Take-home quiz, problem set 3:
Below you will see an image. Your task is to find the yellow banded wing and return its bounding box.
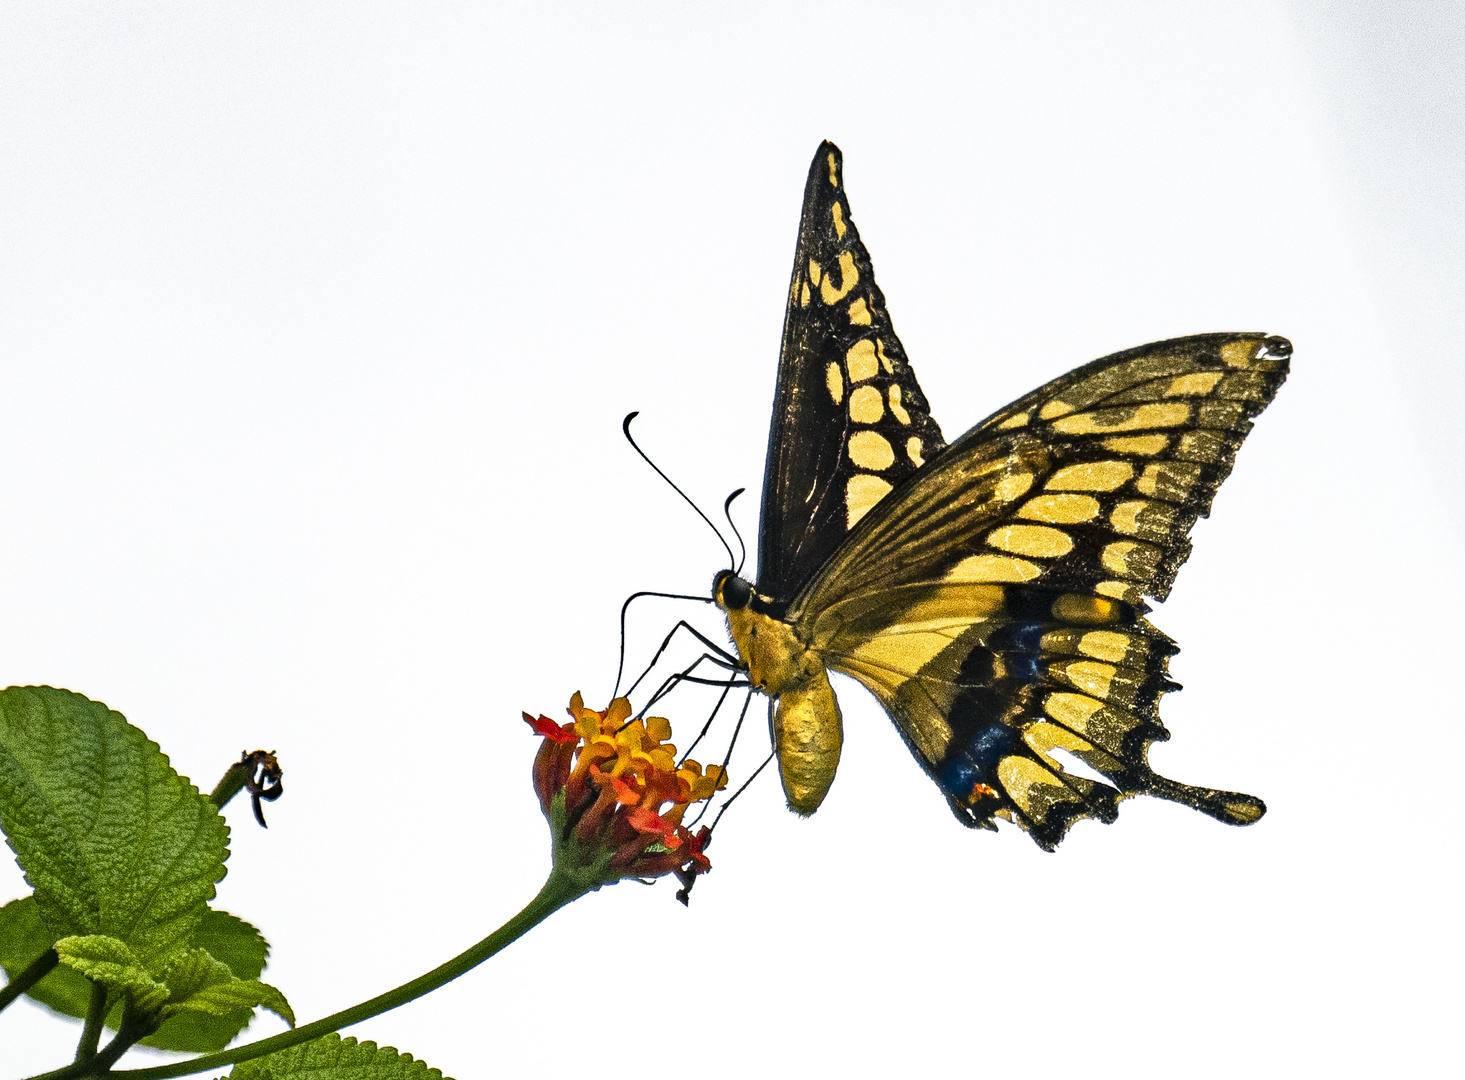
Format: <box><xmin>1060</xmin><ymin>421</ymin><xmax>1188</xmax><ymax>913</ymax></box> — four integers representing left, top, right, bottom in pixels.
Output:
<box><xmin>757</xmin><ymin>141</ymin><xmax>946</xmax><ymax>604</ymax></box>
<box><xmin>790</xmin><ymin>332</ymin><xmax>1289</xmax><ymax>849</ymax></box>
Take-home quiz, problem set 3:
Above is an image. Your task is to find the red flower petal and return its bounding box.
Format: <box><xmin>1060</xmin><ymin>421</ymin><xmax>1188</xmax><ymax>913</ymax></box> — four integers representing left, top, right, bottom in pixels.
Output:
<box><xmin>523</xmin><ymin>712</ymin><xmax>578</xmax><ymax>743</ymax></box>
<box><xmin>626</xmin><ymin>805</ymin><xmax>682</xmax><ymax>847</ymax></box>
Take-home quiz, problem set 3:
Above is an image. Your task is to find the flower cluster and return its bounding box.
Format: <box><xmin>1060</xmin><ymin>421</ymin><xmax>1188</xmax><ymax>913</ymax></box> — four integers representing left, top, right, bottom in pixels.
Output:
<box><xmin>524</xmin><ymin>693</ymin><xmax>728</xmax><ymax>902</ymax></box>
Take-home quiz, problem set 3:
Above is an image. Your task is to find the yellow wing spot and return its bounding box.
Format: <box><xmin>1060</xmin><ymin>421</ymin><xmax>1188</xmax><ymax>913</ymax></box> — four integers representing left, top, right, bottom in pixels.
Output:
<box><xmin>831</xmin><ymin>200</ymin><xmax>847</xmax><ymax>239</ymax></box>
<box><xmin>1046</xmin><ymin>461</ymin><xmax>1134</xmax><ymax>492</ymax></box>
<box><xmin>1017</xmin><ymin>493</ymin><xmax>1100</xmax><ymax>524</ymax></box>
<box><xmin>848</xmin><ymin>430</ymin><xmax>895</xmax><ymax>470</ymax></box>
<box><xmin>820</xmin><ymin>251</ymin><xmax>859</xmax><ymax>305</ymax></box>
<box><xmin>996</xmin><ymin>412</ymin><xmax>1030</xmax><ymax>430</ymax></box>
<box><xmin>944</xmin><ymin>554</ymin><xmax>1042</xmax><ymax>584</ymax></box>
<box><xmin>1137</xmin><ymin>461</ymin><xmax>1202</xmax><ymax>499</ymax></box>
<box><xmin>1219</xmin><ymin>340</ymin><xmax>1257</xmax><ymax>367</ymax></box>
<box><xmin>808</xmin><ymin>258</ymin><xmax>822</xmax><ymax>286</ymax></box>
<box><xmin>986</xmin><ymin>524</ymin><xmax>1074</xmax><ymax>559</ymax></box>
<box><xmin>1022</xmin><ymin>721</ymin><xmax>1095</xmax><ymax>770</ymax></box>
<box><xmin>848</xmin><ymin>385</ymin><xmax>884</xmax><ymax>423</ymax></box>
<box><xmin>1063</xmin><ymin>661</ymin><xmax>1118</xmax><ymax>699</ymax></box>
<box><xmin>1102</xmin><ymin>434</ymin><xmax>1169</xmax><ymax>455</ymax></box>
<box><xmin>997</xmin><ymin>756</ymin><xmax>1064</xmax><ymax>818</ymax></box>
<box><xmin>875</xmin><ymin>338</ymin><xmax>894</xmax><ymax>374</ymax></box>
<box><xmin>845</xmin><ymin>339</ymin><xmax>879</xmax><ymax>382</ymax></box>
<box><xmin>906</xmin><ymin>436</ymin><xmax>924</xmax><ymax>466</ymax></box>
<box><xmin>1110</xmin><ymin>500</ymin><xmax>1145</xmax><ymax>534</ymax></box>
<box><xmin>1101</xmin><ymin>541</ymin><xmax>1140</xmax><ymax>577</ymax></box>
<box><xmin>1101</xmin><ymin>540</ymin><xmax>1160</xmax><ymax>580</ymax></box>
<box><xmin>995</xmin><ymin>472</ymin><xmax>1035</xmax><ymax>502</ymax></box>
<box><xmin>1225</xmin><ymin>800</ymin><xmax>1265</xmax><ymax>824</ymax></box>
<box><xmin>1077</xmin><ymin>631</ymin><xmax>1132</xmax><ymax>663</ymax></box>
<box><xmin>888</xmin><ymin>384</ymin><xmax>911</xmax><ymax>424</ymax></box>
<box><xmin>1044</xmin><ymin>692</ymin><xmax>1104</xmax><ymax>734</ymax></box>
<box><xmin>1050</xmin><ymin>594</ymin><xmax>1118</xmax><ymax>624</ymax></box>
<box><xmin>826</xmin><ymin>362</ymin><xmax>845</xmax><ymax>406</ymax></box>
<box><xmin>1165</xmin><ymin>371</ymin><xmax>1224</xmax><ymax>397</ymax></box>
<box><xmin>826</xmin><ymin>151</ymin><xmax>838</xmax><ymax>186</ymax></box>
<box><xmin>846</xmin><ymin>474</ymin><xmax>893</xmax><ymax>528</ymax></box>
<box><xmin>847</xmin><ymin>296</ymin><xmax>871</xmax><ymax>325</ymax></box>
<box><xmin>1051</xmin><ymin>402</ymin><xmax>1192</xmax><ymax>436</ymax></box>
<box><xmin>800</xmin><ymin>281</ymin><xmax>811</xmax><ymax>308</ymax></box>
<box><xmin>1111</xmin><ymin>499</ymin><xmax>1176</xmax><ymax>539</ymax></box>
<box><xmin>1038</xmin><ymin>400</ymin><xmax>1075</xmax><ymax>420</ymax></box>
<box><xmin>1095</xmin><ymin>580</ymin><xmax>1140</xmax><ymax>602</ymax></box>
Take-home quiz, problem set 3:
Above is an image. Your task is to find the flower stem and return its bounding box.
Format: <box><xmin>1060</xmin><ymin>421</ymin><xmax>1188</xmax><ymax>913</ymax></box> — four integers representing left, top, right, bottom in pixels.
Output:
<box><xmin>0</xmin><ymin>948</ymin><xmax>58</xmax><ymax>1015</ymax></box>
<box><xmin>21</xmin><ymin>871</ymin><xmax>590</xmax><ymax>1080</ymax></box>
<box><xmin>73</xmin><ymin>981</ymin><xmax>108</xmax><ymax>1063</ymax></box>
<box><xmin>207</xmin><ymin>762</ymin><xmax>249</xmax><ymax>811</ymax></box>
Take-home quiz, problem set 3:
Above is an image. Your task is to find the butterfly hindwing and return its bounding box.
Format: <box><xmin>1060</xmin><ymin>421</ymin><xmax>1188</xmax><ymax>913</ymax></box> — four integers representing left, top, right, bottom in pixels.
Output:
<box><xmin>790</xmin><ymin>332</ymin><xmax>1288</xmax><ymax>848</ymax></box>
<box><xmin>756</xmin><ymin>141</ymin><xmax>945</xmax><ymax>605</ymax></box>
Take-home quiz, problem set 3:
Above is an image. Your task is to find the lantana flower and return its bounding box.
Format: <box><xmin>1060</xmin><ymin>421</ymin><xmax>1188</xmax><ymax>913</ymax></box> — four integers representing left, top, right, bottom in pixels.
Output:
<box><xmin>523</xmin><ymin>693</ymin><xmax>727</xmax><ymax>903</ymax></box>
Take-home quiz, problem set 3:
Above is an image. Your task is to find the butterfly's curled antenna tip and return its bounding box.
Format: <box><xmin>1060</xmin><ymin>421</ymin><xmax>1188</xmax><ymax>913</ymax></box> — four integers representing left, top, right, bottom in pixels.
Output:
<box><xmin>723</xmin><ymin>488</ymin><xmax>747</xmax><ymax>574</ymax></box>
<box><xmin>620</xmin><ymin>410</ymin><xmax>736</xmax><ymax>568</ymax></box>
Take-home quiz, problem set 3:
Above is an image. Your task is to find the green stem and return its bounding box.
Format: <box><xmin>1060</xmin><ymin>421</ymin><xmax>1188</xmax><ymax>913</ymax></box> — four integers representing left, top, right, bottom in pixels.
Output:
<box><xmin>22</xmin><ymin>871</ymin><xmax>590</xmax><ymax>1080</ymax></box>
<box><xmin>73</xmin><ymin>981</ymin><xmax>108</xmax><ymax>1063</ymax></box>
<box><xmin>0</xmin><ymin>948</ymin><xmax>58</xmax><ymax>1014</ymax></box>
<box><xmin>208</xmin><ymin>761</ymin><xmax>249</xmax><ymax>810</ymax></box>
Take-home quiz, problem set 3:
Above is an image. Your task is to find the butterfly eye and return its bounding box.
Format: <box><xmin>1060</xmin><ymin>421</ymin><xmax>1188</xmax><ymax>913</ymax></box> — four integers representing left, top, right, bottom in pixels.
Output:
<box><xmin>716</xmin><ymin>572</ymin><xmax>752</xmax><ymax>610</ymax></box>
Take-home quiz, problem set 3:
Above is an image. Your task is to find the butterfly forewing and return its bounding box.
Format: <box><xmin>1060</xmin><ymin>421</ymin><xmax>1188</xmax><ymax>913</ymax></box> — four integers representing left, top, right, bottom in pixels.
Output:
<box><xmin>792</xmin><ymin>331</ymin><xmax>1287</xmax><ymax>848</ymax></box>
<box><xmin>756</xmin><ymin>141</ymin><xmax>945</xmax><ymax>604</ymax></box>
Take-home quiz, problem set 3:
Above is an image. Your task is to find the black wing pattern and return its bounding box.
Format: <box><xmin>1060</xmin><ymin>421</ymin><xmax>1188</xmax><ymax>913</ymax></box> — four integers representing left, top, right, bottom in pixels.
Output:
<box><xmin>791</xmin><ymin>332</ymin><xmax>1290</xmax><ymax>849</ymax></box>
<box><xmin>756</xmin><ymin>142</ymin><xmax>945</xmax><ymax>605</ymax></box>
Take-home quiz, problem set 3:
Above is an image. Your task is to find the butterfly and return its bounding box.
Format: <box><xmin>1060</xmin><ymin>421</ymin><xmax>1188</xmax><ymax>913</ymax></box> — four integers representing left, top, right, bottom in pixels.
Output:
<box><xmin>712</xmin><ymin>141</ymin><xmax>1289</xmax><ymax>851</ymax></box>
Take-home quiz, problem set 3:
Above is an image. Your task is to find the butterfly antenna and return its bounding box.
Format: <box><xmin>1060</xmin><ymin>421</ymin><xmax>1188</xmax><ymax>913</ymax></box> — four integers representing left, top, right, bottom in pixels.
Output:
<box><xmin>723</xmin><ymin>488</ymin><xmax>747</xmax><ymax>576</ymax></box>
<box><xmin>623</xmin><ymin>412</ymin><xmax>736</xmax><ymax>569</ymax></box>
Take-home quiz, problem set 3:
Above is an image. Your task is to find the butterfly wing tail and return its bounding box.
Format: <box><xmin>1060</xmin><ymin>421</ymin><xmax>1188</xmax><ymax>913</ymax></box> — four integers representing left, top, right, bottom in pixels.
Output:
<box><xmin>1142</xmin><ymin>773</ymin><xmax>1267</xmax><ymax>826</ymax></box>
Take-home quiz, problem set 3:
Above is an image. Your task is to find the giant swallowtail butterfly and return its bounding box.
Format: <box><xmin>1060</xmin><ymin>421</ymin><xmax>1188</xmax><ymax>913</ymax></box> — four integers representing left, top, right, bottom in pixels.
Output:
<box><xmin>713</xmin><ymin>141</ymin><xmax>1288</xmax><ymax>851</ymax></box>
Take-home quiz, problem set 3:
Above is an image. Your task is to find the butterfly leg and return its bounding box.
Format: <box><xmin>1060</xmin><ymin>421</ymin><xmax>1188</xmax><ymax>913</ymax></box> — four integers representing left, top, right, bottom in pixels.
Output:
<box><xmin>622</xmin><ymin>619</ymin><xmax>742</xmax><ymax>700</ymax></box>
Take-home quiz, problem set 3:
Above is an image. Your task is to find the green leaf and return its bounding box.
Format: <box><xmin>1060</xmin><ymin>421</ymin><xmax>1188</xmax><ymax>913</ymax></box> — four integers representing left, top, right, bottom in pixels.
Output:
<box><xmin>141</xmin><ymin>909</ymin><xmax>271</xmax><ymax>1052</ymax></box>
<box><xmin>0</xmin><ymin>686</ymin><xmax>229</xmax><ymax>974</ymax></box>
<box><xmin>165</xmin><ymin>976</ymin><xmax>294</xmax><ymax>1027</ymax></box>
<box><xmin>54</xmin><ymin>934</ymin><xmax>169</xmax><ymax>1014</ymax></box>
<box><xmin>230</xmin><ymin>1034</ymin><xmax>453</xmax><ymax>1079</ymax></box>
<box><xmin>0</xmin><ymin>899</ymin><xmax>274</xmax><ymax>1052</ymax></box>
<box><xmin>0</xmin><ymin>895</ymin><xmax>92</xmax><ymax>1018</ymax></box>
<box><xmin>156</xmin><ymin>947</ymin><xmax>294</xmax><ymax>1027</ymax></box>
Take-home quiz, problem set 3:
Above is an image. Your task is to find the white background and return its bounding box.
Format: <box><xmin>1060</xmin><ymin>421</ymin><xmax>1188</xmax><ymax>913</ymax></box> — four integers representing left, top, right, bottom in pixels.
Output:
<box><xmin>2</xmin><ymin>3</ymin><xmax>1460</xmax><ymax>1078</ymax></box>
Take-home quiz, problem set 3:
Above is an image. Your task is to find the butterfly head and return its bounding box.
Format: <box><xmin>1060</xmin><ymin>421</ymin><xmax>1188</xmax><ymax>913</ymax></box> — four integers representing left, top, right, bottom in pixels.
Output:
<box><xmin>712</xmin><ymin>569</ymin><xmax>752</xmax><ymax>611</ymax></box>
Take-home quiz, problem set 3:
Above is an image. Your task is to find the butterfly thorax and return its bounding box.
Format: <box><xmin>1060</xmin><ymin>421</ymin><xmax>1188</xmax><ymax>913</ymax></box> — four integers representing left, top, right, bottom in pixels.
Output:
<box><xmin>714</xmin><ymin>570</ymin><xmax>843</xmax><ymax>814</ymax></box>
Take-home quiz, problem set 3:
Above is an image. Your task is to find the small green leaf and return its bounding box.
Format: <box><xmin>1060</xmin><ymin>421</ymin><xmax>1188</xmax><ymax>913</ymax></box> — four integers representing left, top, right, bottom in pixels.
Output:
<box><xmin>141</xmin><ymin>909</ymin><xmax>271</xmax><ymax>1052</ymax></box>
<box><xmin>153</xmin><ymin>947</ymin><xmax>294</xmax><ymax>1028</ymax></box>
<box><xmin>230</xmin><ymin>1033</ymin><xmax>452</xmax><ymax>1079</ymax></box>
<box><xmin>54</xmin><ymin>934</ymin><xmax>168</xmax><ymax>1014</ymax></box>
<box><xmin>0</xmin><ymin>687</ymin><xmax>229</xmax><ymax>974</ymax></box>
<box><xmin>164</xmin><ymin>946</ymin><xmax>236</xmax><ymax>999</ymax></box>
<box><xmin>164</xmin><ymin>976</ymin><xmax>294</xmax><ymax>1027</ymax></box>
<box><xmin>0</xmin><ymin>899</ymin><xmax>274</xmax><ymax>1052</ymax></box>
